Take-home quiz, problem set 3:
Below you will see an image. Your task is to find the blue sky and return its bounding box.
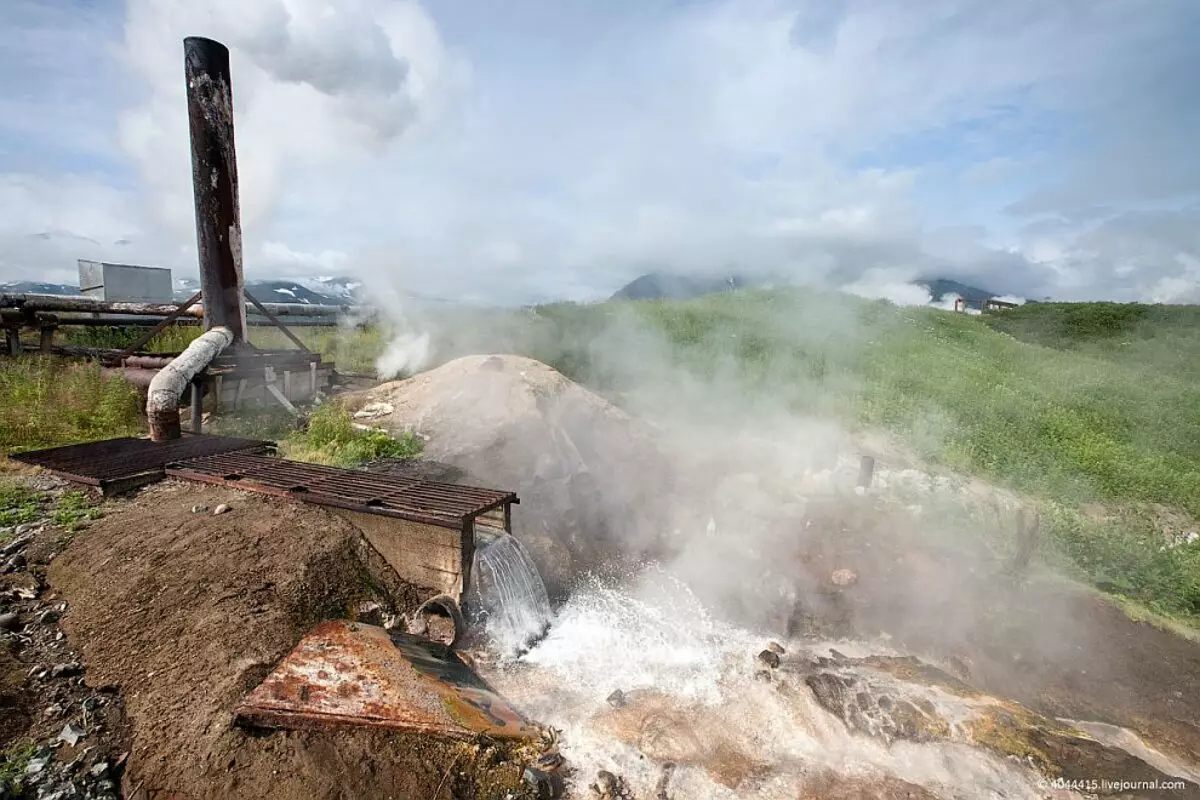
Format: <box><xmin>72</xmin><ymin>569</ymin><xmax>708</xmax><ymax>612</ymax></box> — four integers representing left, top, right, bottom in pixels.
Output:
<box><xmin>1</xmin><ymin>0</ymin><xmax>1198</xmax><ymax>304</ymax></box>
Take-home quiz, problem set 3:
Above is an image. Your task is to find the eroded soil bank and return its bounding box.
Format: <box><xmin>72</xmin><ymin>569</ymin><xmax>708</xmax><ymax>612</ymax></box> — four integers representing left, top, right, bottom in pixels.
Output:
<box><xmin>44</xmin><ymin>480</ymin><xmax>542</xmax><ymax>800</ymax></box>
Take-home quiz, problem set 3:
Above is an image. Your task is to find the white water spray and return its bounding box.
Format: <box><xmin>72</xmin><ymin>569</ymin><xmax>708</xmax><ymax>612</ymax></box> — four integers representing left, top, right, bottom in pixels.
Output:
<box><xmin>470</xmin><ymin>530</ymin><xmax>553</xmax><ymax>655</ymax></box>
<box><xmin>480</xmin><ymin>567</ymin><xmax>1082</xmax><ymax>800</ymax></box>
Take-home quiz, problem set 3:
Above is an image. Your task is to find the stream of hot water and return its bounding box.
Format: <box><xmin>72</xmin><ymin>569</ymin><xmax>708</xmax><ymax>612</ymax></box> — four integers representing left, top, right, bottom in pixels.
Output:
<box><xmin>476</xmin><ymin>565</ymin><xmax>1084</xmax><ymax>800</ymax></box>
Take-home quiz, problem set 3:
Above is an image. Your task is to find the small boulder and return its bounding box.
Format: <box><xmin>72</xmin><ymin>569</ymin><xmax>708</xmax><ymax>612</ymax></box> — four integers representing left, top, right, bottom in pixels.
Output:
<box><xmin>39</xmin><ymin>609</ymin><xmax>61</xmax><ymax>625</ymax></box>
<box><xmin>0</xmin><ymin>612</ymin><xmax>19</xmax><ymax>631</ymax></box>
<box><xmin>606</xmin><ymin>689</ymin><xmax>628</xmax><ymax>709</ymax></box>
<box><xmin>51</xmin><ymin>662</ymin><xmax>82</xmax><ymax>679</ymax></box>
<box><xmin>4</xmin><ymin>553</ymin><xmax>26</xmax><ymax>572</ymax></box>
<box><xmin>757</xmin><ymin>649</ymin><xmax>781</xmax><ymax>669</ymax></box>
<box><xmin>212</xmin><ymin>504</ymin><xmax>231</xmax><ymax>516</ymax></box>
<box><xmin>190</xmin><ymin>504</ymin><xmax>208</xmax><ymax>514</ymax></box>
<box><xmin>523</xmin><ymin>766</ymin><xmax>564</xmax><ymax>799</ymax></box>
<box><xmin>766</xmin><ymin>641</ymin><xmax>785</xmax><ymax>655</ymax></box>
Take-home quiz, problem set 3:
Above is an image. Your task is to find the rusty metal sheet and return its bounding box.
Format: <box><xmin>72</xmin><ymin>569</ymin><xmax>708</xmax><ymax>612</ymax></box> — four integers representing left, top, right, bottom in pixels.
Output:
<box><xmin>234</xmin><ymin>620</ymin><xmax>539</xmax><ymax>740</ymax></box>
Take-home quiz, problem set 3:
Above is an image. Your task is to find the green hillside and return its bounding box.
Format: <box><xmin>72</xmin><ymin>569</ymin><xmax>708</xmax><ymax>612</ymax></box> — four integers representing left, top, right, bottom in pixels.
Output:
<box><xmin>4</xmin><ymin>293</ymin><xmax>1198</xmax><ymax>618</ymax></box>
<box><xmin>432</xmin><ymin>292</ymin><xmax>1200</xmax><ymax>618</ymax></box>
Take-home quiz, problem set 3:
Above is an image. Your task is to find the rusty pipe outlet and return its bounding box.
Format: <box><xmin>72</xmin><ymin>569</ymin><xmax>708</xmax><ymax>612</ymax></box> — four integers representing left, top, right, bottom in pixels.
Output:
<box><xmin>147</xmin><ymin>326</ymin><xmax>232</xmax><ymax>441</ymax></box>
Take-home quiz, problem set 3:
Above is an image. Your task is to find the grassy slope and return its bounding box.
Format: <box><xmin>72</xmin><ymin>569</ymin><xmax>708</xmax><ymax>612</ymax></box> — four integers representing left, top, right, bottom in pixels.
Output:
<box><xmin>456</xmin><ymin>293</ymin><xmax>1200</xmax><ymax>618</ymax></box>
<box><xmin>3</xmin><ymin>295</ymin><xmax>1197</xmax><ymax>617</ymax></box>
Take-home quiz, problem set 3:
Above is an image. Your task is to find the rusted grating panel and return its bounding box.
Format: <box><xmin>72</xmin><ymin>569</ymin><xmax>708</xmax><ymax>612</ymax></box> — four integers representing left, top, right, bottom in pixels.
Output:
<box><xmin>234</xmin><ymin>620</ymin><xmax>539</xmax><ymax>740</ymax></box>
<box><xmin>166</xmin><ymin>452</ymin><xmax>517</xmax><ymax>529</ymax></box>
<box><xmin>10</xmin><ymin>434</ymin><xmax>273</xmax><ymax>493</ymax></box>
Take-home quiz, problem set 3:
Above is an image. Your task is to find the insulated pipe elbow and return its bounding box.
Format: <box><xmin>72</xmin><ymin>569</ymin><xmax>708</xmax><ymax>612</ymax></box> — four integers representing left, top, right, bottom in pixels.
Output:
<box><xmin>147</xmin><ymin>326</ymin><xmax>233</xmax><ymax>441</ymax></box>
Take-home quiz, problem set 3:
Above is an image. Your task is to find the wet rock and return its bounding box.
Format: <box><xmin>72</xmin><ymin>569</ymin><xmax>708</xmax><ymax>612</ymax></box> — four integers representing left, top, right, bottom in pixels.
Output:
<box><xmin>212</xmin><ymin>504</ymin><xmax>231</xmax><ymax>516</ymax></box>
<box><xmin>806</xmin><ymin>672</ymin><xmax>854</xmax><ymax>714</ymax></box>
<box><xmin>590</xmin><ymin>770</ymin><xmax>632</xmax><ymax>800</ymax></box>
<box><xmin>766</xmin><ymin>641</ymin><xmax>785</xmax><ymax>655</ymax></box>
<box><xmin>534</xmin><ymin>751</ymin><xmax>564</xmax><ymax>772</ymax></box>
<box><xmin>523</xmin><ymin>766</ymin><xmax>564</xmax><ymax>799</ymax></box>
<box><xmin>757</xmin><ymin>649</ymin><xmax>781</xmax><ymax>669</ymax></box>
<box><xmin>4</xmin><ymin>553</ymin><xmax>26</xmax><ymax>572</ymax></box>
<box><xmin>606</xmin><ymin>689</ymin><xmax>628</xmax><ymax>708</ymax></box>
<box><xmin>14</xmin><ymin>522</ymin><xmax>40</xmax><ymax>537</ymax></box>
<box><xmin>965</xmin><ymin>703</ymin><xmax>1193</xmax><ymax>788</ymax></box>
<box><xmin>0</xmin><ymin>611</ymin><xmax>18</xmax><ymax>631</ymax></box>
<box><xmin>355</xmin><ymin>601</ymin><xmax>384</xmax><ymax>626</ymax></box>
<box><xmin>39</xmin><ymin>609</ymin><xmax>61</xmax><ymax>624</ymax></box>
<box><xmin>806</xmin><ymin>671</ymin><xmax>950</xmax><ymax>745</ymax></box>
<box><xmin>89</xmin><ymin>763</ymin><xmax>109</xmax><ymax>779</ymax></box>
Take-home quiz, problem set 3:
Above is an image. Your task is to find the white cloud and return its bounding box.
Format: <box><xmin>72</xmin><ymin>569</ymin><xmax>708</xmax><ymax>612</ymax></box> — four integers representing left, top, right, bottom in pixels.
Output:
<box><xmin>0</xmin><ymin>0</ymin><xmax>1196</xmax><ymax>304</ymax></box>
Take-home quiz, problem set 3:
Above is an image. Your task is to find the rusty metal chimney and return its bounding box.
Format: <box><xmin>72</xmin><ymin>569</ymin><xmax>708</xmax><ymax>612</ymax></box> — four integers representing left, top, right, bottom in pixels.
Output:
<box><xmin>184</xmin><ymin>36</ymin><xmax>247</xmax><ymax>343</ymax></box>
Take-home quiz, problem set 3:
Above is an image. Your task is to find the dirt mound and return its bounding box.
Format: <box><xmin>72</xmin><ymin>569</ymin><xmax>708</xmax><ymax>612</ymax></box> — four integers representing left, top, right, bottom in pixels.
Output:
<box><xmin>344</xmin><ymin>355</ymin><xmax>674</xmax><ymax>596</ymax></box>
<box><xmin>47</xmin><ymin>480</ymin><xmax>538</xmax><ymax>800</ymax></box>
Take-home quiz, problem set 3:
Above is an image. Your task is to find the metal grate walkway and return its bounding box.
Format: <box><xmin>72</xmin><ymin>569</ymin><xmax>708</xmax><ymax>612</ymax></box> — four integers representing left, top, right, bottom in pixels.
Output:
<box><xmin>166</xmin><ymin>451</ymin><xmax>517</xmax><ymax>529</ymax></box>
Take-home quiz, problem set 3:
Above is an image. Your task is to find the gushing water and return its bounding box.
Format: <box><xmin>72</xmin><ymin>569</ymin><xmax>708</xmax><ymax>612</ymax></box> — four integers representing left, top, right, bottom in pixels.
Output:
<box><xmin>480</xmin><ymin>566</ymin><xmax>1082</xmax><ymax>800</ymax></box>
<box><xmin>469</xmin><ymin>529</ymin><xmax>553</xmax><ymax>655</ymax></box>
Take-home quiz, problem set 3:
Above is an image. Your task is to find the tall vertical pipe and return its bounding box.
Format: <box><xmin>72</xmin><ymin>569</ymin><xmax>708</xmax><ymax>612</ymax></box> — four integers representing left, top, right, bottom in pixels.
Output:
<box><xmin>184</xmin><ymin>37</ymin><xmax>247</xmax><ymax>343</ymax></box>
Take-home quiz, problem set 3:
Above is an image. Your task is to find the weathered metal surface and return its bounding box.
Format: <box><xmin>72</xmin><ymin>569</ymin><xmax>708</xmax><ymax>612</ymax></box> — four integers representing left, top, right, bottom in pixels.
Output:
<box><xmin>0</xmin><ymin>293</ymin><xmax>350</xmax><ymax>318</ymax></box>
<box><xmin>77</xmin><ymin>260</ymin><xmax>174</xmax><ymax>303</ymax></box>
<box><xmin>165</xmin><ymin>452</ymin><xmax>517</xmax><ymax>529</ymax></box>
<box><xmin>146</xmin><ymin>327</ymin><xmax>232</xmax><ymax>440</ymax></box>
<box><xmin>10</xmin><ymin>434</ymin><xmax>271</xmax><ymax>493</ymax></box>
<box><xmin>185</xmin><ymin>36</ymin><xmax>247</xmax><ymax>342</ymax></box>
<box><xmin>234</xmin><ymin>620</ymin><xmax>539</xmax><ymax>740</ymax></box>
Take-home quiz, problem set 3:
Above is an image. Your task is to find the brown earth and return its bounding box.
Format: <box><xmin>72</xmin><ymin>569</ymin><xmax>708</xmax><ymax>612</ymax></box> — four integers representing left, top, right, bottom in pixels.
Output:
<box><xmin>45</xmin><ymin>480</ymin><xmax>542</xmax><ymax>800</ymax></box>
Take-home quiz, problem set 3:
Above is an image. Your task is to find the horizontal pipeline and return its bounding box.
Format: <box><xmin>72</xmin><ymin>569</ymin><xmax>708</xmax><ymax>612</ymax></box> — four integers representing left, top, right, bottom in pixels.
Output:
<box><xmin>0</xmin><ymin>293</ymin><xmax>361</xmax><ymax>319</ymax></box>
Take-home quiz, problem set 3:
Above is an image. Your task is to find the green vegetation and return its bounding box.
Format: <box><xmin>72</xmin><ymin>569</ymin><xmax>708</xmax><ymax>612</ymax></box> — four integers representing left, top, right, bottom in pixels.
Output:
<box><xmin>416</xmin><ymin>292</ymin><xmax>1200</xmax><ymax>619</ymax></box>
<box><xmin>205</xmin><ymin>404</ymin><xmax>423</xmax><ymax>466</ymax></box>
<box><xmin>0</xmin><ymin>740</ymin><xmax>36</xmax><ymax>795</ymax></box>
<box><xmin>5</xmin><ymin>293</ymin><xmax>1199</xmax><ymax>620</ymax></box>
<box><xmin>0</xmin><ymin>483</ymin><xmax>40</xmax><ymax>529</ymax></box>
<box><xmin>0</xmin><ymin>357</ymin><xmax>142</xmax><ymax>452</ymax></box>
<box><xmin>283</xmin><ymin>403</ymin><xmax>423</xmax><ymax>466</ymax></box>
<box><xmin>0</xmin><ymin>481</ymin><xmax>103</xmax><ymax>535</ymax></box>
<box><xmin>51</xmin><ymin>490</ymin><xmax>102</xmax><ymax>531</ymax></box>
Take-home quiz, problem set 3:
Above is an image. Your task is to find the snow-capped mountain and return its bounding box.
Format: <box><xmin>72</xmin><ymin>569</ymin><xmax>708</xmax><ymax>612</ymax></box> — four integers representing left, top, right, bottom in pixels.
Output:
<box><xmin>172</xmin><ymin>276</ymin><xmax>360</xmax><ymax>305</ymax></box>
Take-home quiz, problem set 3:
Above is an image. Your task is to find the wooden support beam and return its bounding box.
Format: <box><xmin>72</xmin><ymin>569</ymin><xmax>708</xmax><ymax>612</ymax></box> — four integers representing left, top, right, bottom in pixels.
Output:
<box><xmin>266</xmin><ymin>383</ymin><xmax>299</xmax><ymax>416</ymax></box>
<box><xmin>5</xmin><ymin>328</ymin><xmax>21</xmax><ymax>355</ymax></box>
<box><xmin>39</xmin><ymin>326</ymin><xmax>55</xmax><ymax>353</ymax></box>
<box><xmin>118</xmin><ymin>290</ymin><xmax>203</xmax><ymax>360</ymax></box>
<box><xmin>243</xmin><ymin>290</ymin><xmax>311</xmax><ymax>353</ymax></box>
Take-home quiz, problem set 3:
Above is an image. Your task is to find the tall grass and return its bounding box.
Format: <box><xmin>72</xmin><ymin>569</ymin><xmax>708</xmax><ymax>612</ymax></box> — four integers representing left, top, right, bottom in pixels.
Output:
<box><xmin>417</xmin><ymin>292</ymin><xmax>1200</xmax><ymax>617</ymax></box>
<box><xmin>0</xmin><ymin>356</ymin><xmax>142</xmax><ymax>452</ymax></box>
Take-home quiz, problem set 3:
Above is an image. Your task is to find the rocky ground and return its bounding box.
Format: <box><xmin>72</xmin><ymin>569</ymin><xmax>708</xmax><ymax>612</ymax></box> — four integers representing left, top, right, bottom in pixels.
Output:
<box><xmin>1</xmin><ymin>475</ymin><xmax>129</xmax><ymax>800</ymax></box>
